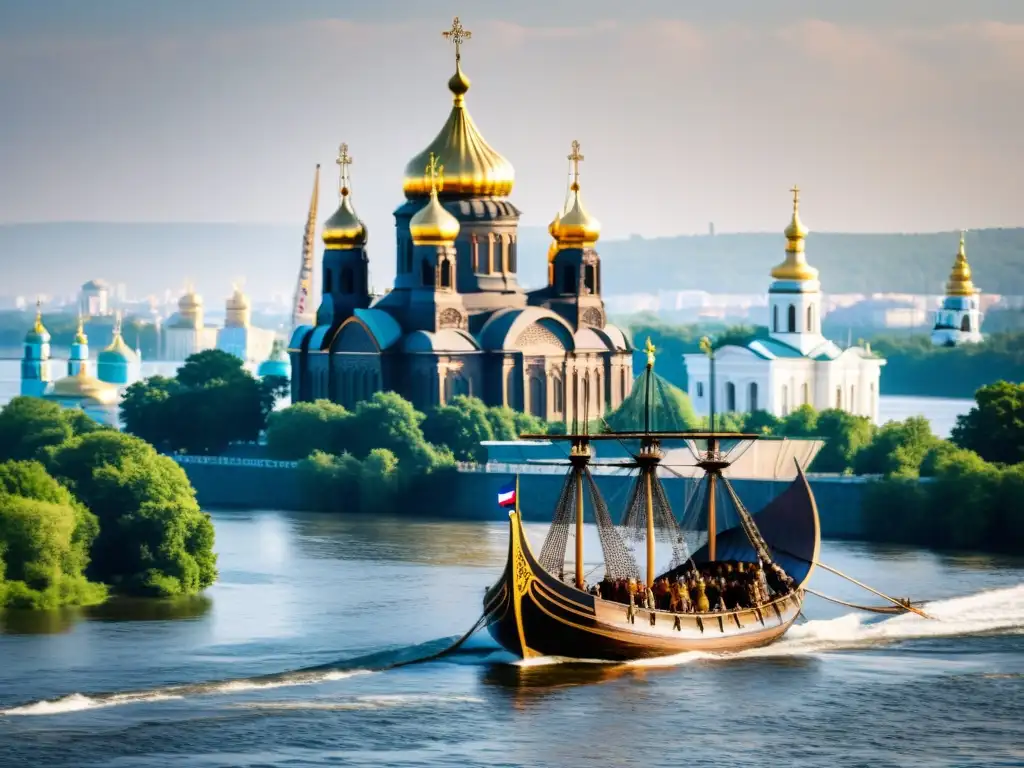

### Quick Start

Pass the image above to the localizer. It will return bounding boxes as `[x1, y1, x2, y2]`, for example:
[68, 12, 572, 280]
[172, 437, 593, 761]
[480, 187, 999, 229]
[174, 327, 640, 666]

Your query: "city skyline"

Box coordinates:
[0, 0, 1022, 247]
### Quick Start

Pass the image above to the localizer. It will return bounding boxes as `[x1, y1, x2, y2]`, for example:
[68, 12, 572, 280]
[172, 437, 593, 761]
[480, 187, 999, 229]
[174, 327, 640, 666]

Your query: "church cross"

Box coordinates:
[442, 17, 472, 63]
[790, 184, 801, 210]
[425, 152, 445, 194]
[336, 142, 353, 197]
[568, 140, 584, 189]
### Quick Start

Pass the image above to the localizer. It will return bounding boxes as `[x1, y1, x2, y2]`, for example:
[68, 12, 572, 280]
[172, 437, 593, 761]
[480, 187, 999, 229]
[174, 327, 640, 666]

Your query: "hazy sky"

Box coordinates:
[1, 0, 1022, 244]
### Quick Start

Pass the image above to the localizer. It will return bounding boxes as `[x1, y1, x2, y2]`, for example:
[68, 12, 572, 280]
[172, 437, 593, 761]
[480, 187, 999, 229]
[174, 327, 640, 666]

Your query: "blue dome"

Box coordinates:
[258, 359, 291, 379]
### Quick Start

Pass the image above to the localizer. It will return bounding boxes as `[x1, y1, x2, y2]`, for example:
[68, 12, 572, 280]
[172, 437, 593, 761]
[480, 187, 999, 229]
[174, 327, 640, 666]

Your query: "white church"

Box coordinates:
[931, 231, 983, 346]
[684, 187, 885, 422]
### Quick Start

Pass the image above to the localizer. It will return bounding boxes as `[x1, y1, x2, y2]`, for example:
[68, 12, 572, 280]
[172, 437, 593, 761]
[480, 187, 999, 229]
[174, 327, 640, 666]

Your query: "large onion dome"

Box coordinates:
[770, 185, 819, 282]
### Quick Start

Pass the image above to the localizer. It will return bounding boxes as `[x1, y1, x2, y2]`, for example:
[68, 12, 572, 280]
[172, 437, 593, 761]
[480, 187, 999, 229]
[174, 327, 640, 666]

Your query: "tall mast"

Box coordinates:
[700, 336, 718, 560]
[292, 164, 320, 332]
[643, 338, 657, 587]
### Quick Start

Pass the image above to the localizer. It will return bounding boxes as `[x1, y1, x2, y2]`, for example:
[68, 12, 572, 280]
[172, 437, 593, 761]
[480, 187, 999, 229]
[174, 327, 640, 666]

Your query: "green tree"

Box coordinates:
[176, 349, 250, 388]
[344, 392, 448, 473]
[778, 405, 819, 437]
[298, 450, 362, 512]
[951, 381, 1024, 465]
[853, 416, 940, 477]
[0, 397, 74, 462]
[810, 409, 876, 473]
[422, 396, 495, 463]
[742, 410, 782, 435]
[45, 431, 217, 596]
[265, 400, 352, 460]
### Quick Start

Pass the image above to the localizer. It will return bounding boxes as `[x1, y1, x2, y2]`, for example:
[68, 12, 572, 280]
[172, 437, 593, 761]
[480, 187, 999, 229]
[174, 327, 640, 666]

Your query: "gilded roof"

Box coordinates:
[402, 61, 514, 199]
[946, 231, 978, 296]
[45, 371, 119, 405]
[771, 185, 819, 282]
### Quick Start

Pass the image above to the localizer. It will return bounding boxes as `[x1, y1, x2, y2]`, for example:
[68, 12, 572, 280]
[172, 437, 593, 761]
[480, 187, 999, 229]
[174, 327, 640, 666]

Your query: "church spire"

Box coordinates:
[554, 140, 601, 248]
[770, 184, 819, 282]
[322, 143, 367, 249]
[292, 164, 319, 329]
[946, 230, 977, 296]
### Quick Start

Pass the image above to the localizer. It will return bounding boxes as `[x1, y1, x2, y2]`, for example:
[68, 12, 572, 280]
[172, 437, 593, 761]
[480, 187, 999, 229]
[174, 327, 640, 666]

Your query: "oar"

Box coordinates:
[808, 559, 934, 620]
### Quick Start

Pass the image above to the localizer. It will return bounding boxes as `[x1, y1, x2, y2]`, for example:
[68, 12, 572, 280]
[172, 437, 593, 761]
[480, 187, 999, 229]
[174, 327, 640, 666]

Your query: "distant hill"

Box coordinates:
[1, 223, 1021, 300]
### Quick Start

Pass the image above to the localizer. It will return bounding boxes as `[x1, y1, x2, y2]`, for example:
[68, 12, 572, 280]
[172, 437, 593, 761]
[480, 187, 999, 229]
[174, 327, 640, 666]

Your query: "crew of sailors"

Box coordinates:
[592, 560, 795, 616]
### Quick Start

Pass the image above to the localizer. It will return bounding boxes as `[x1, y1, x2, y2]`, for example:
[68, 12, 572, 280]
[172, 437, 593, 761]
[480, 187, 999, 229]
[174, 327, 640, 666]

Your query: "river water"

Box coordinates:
[1, 510, 1022, 767]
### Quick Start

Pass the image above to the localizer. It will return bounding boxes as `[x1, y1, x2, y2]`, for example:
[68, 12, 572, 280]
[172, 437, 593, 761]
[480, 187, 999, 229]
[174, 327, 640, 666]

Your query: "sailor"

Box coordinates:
[627, 586, 637, 624]
[645, 585, 656, 625]
[695, 579, 710, 613]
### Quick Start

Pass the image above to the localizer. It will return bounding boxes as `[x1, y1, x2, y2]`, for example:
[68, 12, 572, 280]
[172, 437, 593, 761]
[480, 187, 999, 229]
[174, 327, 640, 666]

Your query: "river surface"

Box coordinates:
[1, 510, 1022, 767]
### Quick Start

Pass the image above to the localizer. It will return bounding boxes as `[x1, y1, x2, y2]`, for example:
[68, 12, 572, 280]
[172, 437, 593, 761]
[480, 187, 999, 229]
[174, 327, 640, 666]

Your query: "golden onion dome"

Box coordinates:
[771, 185, 819, 282]
[45, 371, 119, 406]
[73, 317, 88, 345]
[946, 231, 977, 296]
[556, 186, 601, 248]
[322, 193, 366, 249]
[409, 187, 460, 246]
[226, 286, 250, 311]
[402, 61, 515, 199]
[179, 290, 201, 310]
[100, 331, 139, 364]
[25, 304, 50, 343]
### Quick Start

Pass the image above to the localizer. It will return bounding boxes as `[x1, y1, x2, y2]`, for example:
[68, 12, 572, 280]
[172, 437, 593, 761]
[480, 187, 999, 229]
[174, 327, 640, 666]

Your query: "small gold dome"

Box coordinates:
[402, 61, 515, 199]
[25, 302, 50, 343]
[946, 231, 977, 296]
[179, 290, 201, 310]
[410, 188, 460, 246]
[226, 286, 249, 311]
[46, 371, 119, 406]
[771, 185, 819, 282]
[73, 316, 88, 345]
[555, 186, 601, 248]
[322, 193, 366, 249]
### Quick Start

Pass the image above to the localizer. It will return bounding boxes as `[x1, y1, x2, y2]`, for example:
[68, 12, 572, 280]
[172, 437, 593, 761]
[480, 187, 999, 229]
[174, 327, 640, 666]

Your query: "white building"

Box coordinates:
[162, 289, 218, 361]
[215, 287, 276, 363]
[79, 279, 112, 317]
[931, 231, 983, 346]
[684, 187, 885, 422]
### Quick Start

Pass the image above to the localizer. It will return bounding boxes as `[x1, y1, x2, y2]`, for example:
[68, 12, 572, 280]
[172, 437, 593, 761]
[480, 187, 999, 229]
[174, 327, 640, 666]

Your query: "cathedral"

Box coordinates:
[684, 188, 886, 422]
[931, 231, 983, 347]
[289, 18, 633, 423]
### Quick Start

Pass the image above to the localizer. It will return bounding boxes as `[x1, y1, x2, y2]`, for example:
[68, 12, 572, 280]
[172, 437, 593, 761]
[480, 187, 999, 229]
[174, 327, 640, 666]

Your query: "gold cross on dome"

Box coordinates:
[425, 152, 445, 194]
[443, 17, 472, 62]
[790, 184, 801, 210]
[568, 140, 584, 188]
[336, 143, 353, 196]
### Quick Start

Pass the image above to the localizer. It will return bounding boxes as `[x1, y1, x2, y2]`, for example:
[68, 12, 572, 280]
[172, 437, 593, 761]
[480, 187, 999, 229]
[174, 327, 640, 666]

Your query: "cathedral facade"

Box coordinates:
[289, 19, 632, 424]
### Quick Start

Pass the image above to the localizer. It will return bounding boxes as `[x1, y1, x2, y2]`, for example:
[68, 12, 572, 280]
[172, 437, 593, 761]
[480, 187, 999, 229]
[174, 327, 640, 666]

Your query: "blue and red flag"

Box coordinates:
[497, 481, 516, 509]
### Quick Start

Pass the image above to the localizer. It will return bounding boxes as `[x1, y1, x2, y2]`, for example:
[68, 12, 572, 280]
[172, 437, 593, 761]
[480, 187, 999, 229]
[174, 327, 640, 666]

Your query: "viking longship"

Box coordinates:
[483, 341, 821, 661]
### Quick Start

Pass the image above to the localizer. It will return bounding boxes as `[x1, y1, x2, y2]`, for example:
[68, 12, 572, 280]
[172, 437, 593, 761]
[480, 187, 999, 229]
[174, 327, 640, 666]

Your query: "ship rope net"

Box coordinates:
[604, 366, 697, 433]
[585, 468, 640, 581]
[619, 469, 691, 573]
[537, 469, 577, 580]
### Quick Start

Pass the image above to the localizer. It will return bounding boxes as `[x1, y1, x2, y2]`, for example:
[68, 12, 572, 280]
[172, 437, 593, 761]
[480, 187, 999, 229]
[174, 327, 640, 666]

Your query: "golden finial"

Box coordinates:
[947, 228, 977, 296]
[644, 337, 657, 368]
[443, 16, 472, 63]
[425, 152, 445, 194]
[33, 299, 44, 333]
[790, 184, 800, 211]
[336, 143, 353, 199]
[74, 313, 87, 345]
[568, 140, 584, 191]
[699, 336, 713, 357]
[772, 184, 817, 281]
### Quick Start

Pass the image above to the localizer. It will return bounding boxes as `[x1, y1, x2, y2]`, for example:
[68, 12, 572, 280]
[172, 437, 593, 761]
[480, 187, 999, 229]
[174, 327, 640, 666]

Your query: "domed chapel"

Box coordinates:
[289, 17, 633, 424]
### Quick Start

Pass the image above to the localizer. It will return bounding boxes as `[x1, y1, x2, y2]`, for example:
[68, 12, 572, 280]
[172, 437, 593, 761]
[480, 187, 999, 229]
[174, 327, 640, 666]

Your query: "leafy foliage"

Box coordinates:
[121, 349, 282, 454]
[951, 381, 1024, 465]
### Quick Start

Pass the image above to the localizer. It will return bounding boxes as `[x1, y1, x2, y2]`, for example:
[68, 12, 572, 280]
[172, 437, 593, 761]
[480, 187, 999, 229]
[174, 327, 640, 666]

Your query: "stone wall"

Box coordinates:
[176, 458, 868, 539]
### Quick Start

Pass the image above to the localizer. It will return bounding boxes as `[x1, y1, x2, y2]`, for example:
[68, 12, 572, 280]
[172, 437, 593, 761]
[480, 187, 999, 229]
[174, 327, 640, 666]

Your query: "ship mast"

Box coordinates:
[699, 336, 723, 561]
[640, 338, 660, 587]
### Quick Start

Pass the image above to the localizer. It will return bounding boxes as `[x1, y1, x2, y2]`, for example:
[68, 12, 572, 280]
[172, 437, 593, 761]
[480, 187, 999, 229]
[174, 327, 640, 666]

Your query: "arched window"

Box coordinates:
[340, 267, 354, 295]
[572, 369, 579, 422]
[802, 382, 809, 405]
[748, 382, 758, 412]
[781, 385, 789, 416]
[582, 376, 591, 420]
[501, 234, 510, 273]
[773, 305, 779, 332]
[508, 236, 517, 273]
[807, 304, 814, 333]
[421, 259, 433, 287]
[835, 386, 842, 409]
[584, 264, 596, 295]
[553, 376, 563, 414]
[697, 381, 704, 398]
[961, 315, 971, 332]
[440, 258, 452, 288]
[725, 382, 736, 411]
[487, 234, 496, 274]
[596, 264, 601, 295]
[620, 368, 627, 403]
[563, 265, 576, 294]
[471, 234, 479, 272]
[324, 268, 333, 293]
[870, 382, 876, 417]
[787, 304, 796, 333]
[505, 367, 516, 408]
[850, 385, 856, 411]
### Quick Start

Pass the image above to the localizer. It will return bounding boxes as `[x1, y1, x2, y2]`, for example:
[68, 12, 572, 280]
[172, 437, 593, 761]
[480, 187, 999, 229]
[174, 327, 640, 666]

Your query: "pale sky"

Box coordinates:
[1, 0, 1022, 242]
